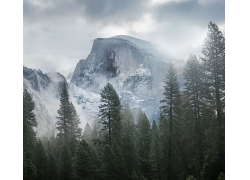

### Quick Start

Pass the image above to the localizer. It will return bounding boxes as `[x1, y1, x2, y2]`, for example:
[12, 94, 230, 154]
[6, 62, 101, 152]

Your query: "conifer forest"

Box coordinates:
[23, 22, 225, 180]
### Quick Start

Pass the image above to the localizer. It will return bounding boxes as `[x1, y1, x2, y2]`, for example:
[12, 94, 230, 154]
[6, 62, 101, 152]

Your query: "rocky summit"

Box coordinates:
[69, 35, 180, 123]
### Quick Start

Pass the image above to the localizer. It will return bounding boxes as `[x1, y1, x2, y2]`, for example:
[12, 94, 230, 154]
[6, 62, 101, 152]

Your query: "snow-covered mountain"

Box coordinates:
[69, 35, 180, 122]
[23, 35, 184, 137]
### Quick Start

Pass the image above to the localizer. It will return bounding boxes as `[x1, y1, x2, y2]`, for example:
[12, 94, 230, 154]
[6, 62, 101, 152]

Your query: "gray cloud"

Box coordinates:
[24, 0, 150, 26]
[152, 0, 225, 29]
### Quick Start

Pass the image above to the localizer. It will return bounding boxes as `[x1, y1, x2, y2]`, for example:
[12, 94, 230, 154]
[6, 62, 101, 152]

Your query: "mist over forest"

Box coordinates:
[23, 22, 225, 180]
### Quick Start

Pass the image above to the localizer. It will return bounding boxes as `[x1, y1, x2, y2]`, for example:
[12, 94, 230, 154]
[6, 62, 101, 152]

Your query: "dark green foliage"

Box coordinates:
[131, 171, 139, 180]
[160, 62, 182, 179]
[121, 133, 140, 178]
[160, 61, 182, 120]
[56, 83, 71, 142]
[99, 83, 122, 146]
[120, 105, 140, 178]
[58, 143, 73, 180]
[112, 141, 128, 180]
[139, 175, 147, 180]
[149, 121, 162, 180]
[23, 151, 37, 180]
[201, 22, 225, 178]
[73, 140, 96, 180]
[35, 140, 49, 180]
[102, 144, 117, 180]
[47, 153, 58, 180]
[68, 102, 82, 155]
[56, 83, 82, 155]
[183, 54, 205, 178]
[23, 89, 37, 155]
[136, 109, 151, 179]
[201, 149, 223, 180]
[23, 88, 37, 180]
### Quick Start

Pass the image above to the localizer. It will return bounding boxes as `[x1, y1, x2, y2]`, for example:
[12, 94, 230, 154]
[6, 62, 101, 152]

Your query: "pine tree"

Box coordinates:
[23, 88, 37, 180]
[35, 140, 49, 180]
[150, 120, 162, 180]
[58, 143, 73, 180]
[201, 22, 225, 178]
[73, 140, 96, 180]
[160, 62, 182, 179]
[99, 83, 122, 146]
[56, 83, 82, 155]
[136, 109, 151, 179]
[56, 83, 71, 144]
[183, 54, 205, 178]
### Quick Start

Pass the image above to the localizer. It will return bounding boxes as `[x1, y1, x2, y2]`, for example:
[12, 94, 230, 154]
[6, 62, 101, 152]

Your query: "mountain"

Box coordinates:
[23, 35, 184, 137]
[69, 35, 182, 122]
[23, 66, 67, 137]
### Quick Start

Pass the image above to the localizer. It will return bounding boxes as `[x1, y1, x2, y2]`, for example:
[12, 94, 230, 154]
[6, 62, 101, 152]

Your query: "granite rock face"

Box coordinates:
[69, 35, 178, 122]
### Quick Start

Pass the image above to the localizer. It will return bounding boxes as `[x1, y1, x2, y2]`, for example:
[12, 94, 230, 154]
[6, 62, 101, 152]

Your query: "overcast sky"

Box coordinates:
[23, 0, 225, 76]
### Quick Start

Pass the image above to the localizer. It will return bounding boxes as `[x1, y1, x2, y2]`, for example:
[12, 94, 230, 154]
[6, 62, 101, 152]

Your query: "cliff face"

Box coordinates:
[23, 67, 67, 137]
[69, 35, 176, 122]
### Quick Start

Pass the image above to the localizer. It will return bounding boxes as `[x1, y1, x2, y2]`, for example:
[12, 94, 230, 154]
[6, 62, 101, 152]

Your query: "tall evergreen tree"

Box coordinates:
[183, 54, 205, 178]
[56, 83, 82, 155]
[200, 22, 225, 179]
[160, 62, 182, 179]
[99, 83, 122, 146]
[23, 88, 37, 180]
[136, 109, 151, 179]
[150, 120, 163, 180]
[56, 83, 71, 144]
